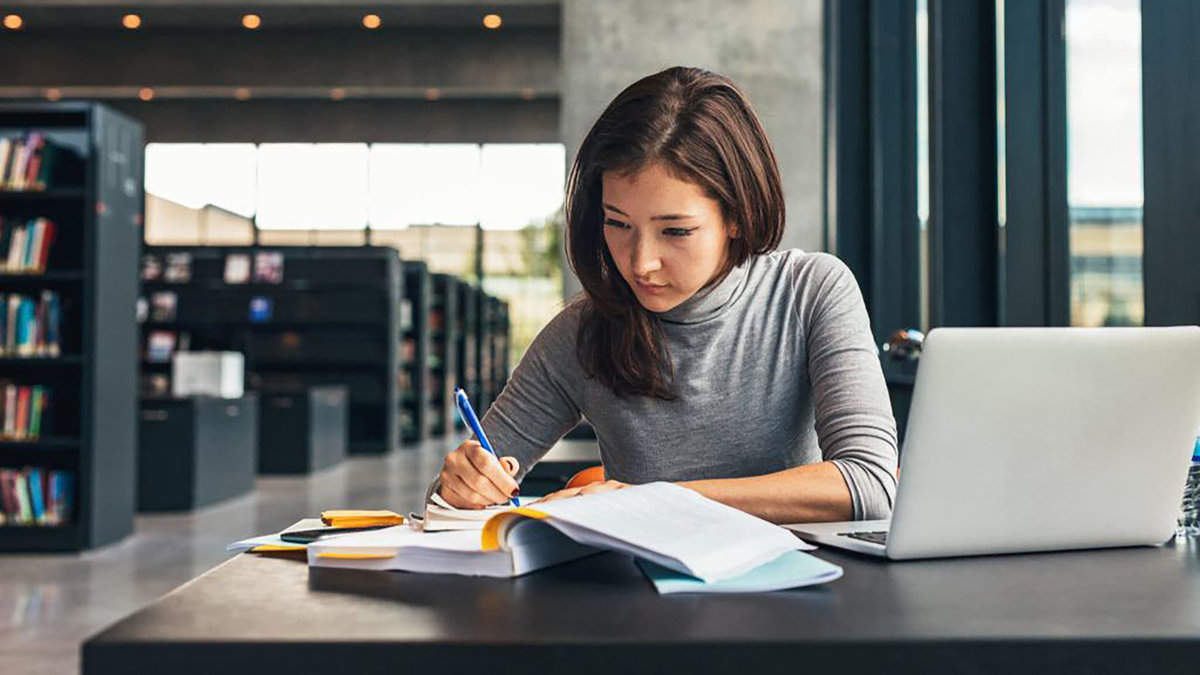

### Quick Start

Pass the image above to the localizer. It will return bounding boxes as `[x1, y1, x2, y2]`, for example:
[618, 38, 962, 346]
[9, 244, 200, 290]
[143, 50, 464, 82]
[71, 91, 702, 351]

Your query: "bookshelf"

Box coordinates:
[428, 273, 458, 438]
[139, 245, 401, 456]
[453, 279, 480, 431]
[400, 261, 430, 445]
[478, 294, 511, 413]
[0, 103, 142, 551]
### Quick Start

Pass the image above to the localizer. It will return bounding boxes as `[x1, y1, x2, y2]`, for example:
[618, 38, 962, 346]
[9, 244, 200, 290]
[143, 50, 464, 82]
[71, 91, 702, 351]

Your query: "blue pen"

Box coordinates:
[454, 387, 519, 506]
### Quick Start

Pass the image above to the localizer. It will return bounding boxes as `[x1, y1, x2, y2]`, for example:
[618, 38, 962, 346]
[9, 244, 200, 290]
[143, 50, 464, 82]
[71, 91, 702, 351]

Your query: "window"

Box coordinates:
[1065, 0, 1144, 327]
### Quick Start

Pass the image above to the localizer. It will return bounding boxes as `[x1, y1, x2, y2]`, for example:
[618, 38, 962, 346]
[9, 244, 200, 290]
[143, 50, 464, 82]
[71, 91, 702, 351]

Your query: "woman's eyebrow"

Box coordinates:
[602, 203, 697, 221]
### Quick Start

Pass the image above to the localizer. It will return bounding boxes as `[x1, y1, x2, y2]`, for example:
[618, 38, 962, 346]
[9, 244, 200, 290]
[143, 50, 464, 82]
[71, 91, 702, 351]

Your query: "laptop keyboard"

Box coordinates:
[839, 530, 888, 546]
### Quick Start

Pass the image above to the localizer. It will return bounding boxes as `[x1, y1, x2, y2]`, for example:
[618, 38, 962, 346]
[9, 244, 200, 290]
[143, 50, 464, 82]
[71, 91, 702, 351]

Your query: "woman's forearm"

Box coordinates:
[678, 461, 854, 524]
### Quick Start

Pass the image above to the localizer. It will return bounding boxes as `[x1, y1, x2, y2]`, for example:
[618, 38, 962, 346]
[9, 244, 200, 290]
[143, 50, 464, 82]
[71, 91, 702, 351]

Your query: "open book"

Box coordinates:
[309, 482, 816, 584]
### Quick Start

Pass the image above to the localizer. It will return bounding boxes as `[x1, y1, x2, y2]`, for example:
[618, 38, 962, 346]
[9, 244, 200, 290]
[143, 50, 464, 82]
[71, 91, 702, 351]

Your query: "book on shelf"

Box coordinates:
[141, 372, 170, 398]
[150, 291, 177, 322]
[135, 297, 148, 324]
[224, 253, 251, 284]
[0, 290, 62, 357]
[146, 330, 177, 363]
[248, 295, 273, 323]
[0, 133, 76, 193]
[164, 252, 192, 283]
[252, 251, 284, 284]
[140, 253, 163, 282]
[0, 216, 56, 274]
[0, 467, 73, 526]
[0, 382, 51, 441]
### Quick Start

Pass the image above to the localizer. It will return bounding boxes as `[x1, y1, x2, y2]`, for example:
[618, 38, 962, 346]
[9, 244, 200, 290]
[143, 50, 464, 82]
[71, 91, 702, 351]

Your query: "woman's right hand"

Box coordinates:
[437, 440, 521, 509]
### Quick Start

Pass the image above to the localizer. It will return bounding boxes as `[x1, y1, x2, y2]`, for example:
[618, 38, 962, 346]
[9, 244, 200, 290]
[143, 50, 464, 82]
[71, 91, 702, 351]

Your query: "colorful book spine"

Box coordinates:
[0, 382, 51, 441]
[0, 291, 62, 357]
[0, 217, 56, 273]
[0, 468, 73, 526]
[0, 133, 62, 192]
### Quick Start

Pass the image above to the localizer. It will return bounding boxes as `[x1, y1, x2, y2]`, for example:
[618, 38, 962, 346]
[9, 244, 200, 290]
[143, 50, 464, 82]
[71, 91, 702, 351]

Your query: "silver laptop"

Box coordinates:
[787, 327, 1200, 560]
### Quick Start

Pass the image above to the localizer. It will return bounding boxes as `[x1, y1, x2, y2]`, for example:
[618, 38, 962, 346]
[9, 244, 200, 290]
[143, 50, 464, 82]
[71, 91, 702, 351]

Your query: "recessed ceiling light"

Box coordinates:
[242, 14, 261, 30]
[424, 88, 441, 101]
[45, 88, 62, 101]
[138, 87, 155, 101]
[483, 14, 502, 29]
[3, 14, 23, 30]
[363, 14, 382, 29]
[122, 14, 141, 29]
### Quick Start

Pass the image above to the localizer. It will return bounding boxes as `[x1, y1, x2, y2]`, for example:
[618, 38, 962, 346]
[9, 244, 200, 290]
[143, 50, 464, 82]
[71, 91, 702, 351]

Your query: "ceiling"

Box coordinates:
[0, 1, 561, 30]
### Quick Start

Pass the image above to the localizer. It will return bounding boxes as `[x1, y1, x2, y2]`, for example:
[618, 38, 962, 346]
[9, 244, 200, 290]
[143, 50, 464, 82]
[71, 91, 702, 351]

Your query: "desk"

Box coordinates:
[83, 540, 1200, 674]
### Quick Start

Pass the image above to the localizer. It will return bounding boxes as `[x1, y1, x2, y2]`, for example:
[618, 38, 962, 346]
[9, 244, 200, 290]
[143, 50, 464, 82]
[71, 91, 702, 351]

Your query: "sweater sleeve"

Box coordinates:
[423, 302, 584, 504]
[796, 254, 899, 520]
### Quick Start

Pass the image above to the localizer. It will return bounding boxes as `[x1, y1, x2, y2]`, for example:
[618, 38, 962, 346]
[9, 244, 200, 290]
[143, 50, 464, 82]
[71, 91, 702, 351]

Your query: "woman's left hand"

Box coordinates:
[536, 480, 629, 503]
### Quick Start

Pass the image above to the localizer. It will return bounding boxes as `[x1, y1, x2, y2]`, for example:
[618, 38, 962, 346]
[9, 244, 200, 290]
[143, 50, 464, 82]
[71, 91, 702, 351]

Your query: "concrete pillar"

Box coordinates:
[560, 0, 825, 298]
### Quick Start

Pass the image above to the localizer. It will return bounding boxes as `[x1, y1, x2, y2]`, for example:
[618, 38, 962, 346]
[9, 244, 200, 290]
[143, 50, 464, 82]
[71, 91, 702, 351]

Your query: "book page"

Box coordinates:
[525, 482, 812, 582]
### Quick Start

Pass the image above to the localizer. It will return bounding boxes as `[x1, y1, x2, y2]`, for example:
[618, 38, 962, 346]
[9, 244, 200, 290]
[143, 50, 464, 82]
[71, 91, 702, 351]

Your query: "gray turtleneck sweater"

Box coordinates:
[468, 249, 898, 520]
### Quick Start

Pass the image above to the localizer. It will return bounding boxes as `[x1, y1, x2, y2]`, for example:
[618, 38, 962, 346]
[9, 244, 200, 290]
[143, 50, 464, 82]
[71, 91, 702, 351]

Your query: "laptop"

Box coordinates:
[787, 327, 1200, 560]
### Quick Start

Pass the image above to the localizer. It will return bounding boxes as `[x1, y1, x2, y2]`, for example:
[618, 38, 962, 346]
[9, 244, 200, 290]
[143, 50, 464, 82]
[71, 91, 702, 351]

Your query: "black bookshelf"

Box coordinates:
[0, 102, 142, 551]
[478, 295, 511, 412]
[400, 261, 430, 445]
[139, 245, 401, 456]
[428, 273, 458, 438]
[453, 279, 480, 432]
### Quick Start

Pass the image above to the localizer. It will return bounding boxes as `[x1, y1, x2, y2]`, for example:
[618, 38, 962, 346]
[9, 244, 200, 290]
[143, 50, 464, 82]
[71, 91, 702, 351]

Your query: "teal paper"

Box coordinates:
[637, 550, 843, 594]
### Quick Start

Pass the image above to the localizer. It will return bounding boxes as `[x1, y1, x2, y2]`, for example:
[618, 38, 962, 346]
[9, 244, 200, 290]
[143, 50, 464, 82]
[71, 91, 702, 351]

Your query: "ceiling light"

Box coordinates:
[122, 14, 141, 29]
[138, 88, 155, 101]
[3, 15, 23, 30]
[363, 14, 381, 29]
[242, 14, 261, 30]
[483, 14, 502, 29]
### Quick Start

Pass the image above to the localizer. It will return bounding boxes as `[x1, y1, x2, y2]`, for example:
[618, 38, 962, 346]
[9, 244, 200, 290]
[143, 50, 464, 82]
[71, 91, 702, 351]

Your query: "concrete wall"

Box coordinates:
[560, 0, 825, 297]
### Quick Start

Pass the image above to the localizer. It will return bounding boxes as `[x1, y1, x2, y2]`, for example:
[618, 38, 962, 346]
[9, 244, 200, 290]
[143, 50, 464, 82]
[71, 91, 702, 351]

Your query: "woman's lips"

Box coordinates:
[635, 280, 669, 294]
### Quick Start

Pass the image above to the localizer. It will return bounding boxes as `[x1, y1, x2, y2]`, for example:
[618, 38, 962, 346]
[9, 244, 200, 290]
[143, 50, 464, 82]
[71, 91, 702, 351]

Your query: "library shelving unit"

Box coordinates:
[478, 295, 512, 413]
[428, 273, 458, 438]
[0, 102, 142, 551]
[400, 261, 430, 445]
[139, 245, 401, 456]
[453, 279, 480, 432]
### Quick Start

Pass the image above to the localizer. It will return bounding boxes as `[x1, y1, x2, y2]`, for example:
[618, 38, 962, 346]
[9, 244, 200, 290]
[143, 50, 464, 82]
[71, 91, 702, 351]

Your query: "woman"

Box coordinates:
[433, 66, 897, 524]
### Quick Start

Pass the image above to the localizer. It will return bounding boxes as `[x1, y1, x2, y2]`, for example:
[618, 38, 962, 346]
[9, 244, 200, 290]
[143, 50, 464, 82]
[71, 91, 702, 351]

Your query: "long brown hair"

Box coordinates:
[566, 66, 785, 399]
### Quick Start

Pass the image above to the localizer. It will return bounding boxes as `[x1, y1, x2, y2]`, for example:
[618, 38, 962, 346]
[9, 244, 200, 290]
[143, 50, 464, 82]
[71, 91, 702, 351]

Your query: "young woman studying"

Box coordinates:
[432, 66, 898, 524]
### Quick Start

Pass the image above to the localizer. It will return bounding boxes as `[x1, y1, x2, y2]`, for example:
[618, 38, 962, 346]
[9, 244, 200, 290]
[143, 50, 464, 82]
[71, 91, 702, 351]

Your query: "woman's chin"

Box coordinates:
[636, 292, 685, 313]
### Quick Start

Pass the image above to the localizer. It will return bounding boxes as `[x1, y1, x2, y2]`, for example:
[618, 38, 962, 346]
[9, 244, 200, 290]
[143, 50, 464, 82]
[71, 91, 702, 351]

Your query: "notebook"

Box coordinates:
[418, 493, 535, 531]
[310, 482, 814, 583]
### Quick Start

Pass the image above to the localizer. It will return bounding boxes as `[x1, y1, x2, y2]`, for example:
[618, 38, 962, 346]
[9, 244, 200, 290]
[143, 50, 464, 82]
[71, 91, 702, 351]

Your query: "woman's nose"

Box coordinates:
[630, 236, 663, 276]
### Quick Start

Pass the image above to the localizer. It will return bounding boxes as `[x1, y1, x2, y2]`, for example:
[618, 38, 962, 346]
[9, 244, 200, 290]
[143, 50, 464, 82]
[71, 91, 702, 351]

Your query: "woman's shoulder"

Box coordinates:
[762, 248, 857, 292]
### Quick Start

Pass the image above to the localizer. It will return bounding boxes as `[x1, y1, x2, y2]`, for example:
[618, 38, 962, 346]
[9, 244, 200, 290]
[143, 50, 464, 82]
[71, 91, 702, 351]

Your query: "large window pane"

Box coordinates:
[1066, 0, 1144, 326]
[145, 143, 257, 217]
[368, 144, 482, 228]
[256, 143, 369, 230]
